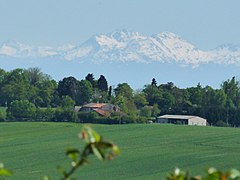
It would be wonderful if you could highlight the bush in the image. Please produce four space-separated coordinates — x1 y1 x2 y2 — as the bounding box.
54 108 78 122
34 108 55 122
135 116 148 123
78 111 100 123
0 111 6 122
215 120 229 127
6 100 36 121
78 112 123 124
120 114 137 124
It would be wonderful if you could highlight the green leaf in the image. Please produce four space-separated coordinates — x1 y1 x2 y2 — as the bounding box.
57 166 67 176
230 169 240 179
97 142 120 158
97 141 114 149
0 168 12 176
81 126 101 143
91 144 104 160
0 163 12 176
40 176 51 180
112 144 121 155
66 149 80 163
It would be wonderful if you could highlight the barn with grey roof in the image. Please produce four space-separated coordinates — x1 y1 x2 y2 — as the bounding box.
157 115 207 126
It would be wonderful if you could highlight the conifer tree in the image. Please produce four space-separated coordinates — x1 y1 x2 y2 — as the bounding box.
97 75 108 92
151 78 157 87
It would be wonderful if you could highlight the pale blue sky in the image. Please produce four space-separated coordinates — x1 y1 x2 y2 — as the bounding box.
0 0 240 50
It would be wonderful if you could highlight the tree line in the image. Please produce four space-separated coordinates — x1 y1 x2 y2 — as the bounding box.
0 67 240 126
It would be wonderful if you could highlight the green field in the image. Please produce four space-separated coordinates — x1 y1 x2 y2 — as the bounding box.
1 122 240 179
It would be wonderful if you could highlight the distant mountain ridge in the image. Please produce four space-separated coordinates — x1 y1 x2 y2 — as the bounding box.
1 30 240 66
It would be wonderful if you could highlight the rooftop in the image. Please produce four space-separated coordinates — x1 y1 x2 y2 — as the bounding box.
93 109 110 117
82 103 106 108
158 115 203 120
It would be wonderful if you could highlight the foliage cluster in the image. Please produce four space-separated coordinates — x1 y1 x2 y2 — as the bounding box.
167 167 240 180
1 67 240 126
0 163 12 177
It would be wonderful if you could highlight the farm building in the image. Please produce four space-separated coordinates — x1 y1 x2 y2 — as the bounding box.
78 103 120 117
157 115 207 126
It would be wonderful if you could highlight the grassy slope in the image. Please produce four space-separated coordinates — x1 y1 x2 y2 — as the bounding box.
1 122 240 179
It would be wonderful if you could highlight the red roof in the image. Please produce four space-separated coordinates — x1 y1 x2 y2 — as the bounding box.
93 109 110 117
82 103 106 108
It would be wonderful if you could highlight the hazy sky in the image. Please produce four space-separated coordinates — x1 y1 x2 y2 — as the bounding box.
0 0 239 50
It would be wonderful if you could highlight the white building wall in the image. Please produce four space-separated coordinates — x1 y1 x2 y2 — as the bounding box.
188 117 207 126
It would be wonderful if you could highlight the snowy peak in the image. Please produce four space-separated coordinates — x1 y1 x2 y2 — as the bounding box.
1 30 240 66
0 41 75 58
154 32 196 51
155 32 184 42
82 30 211 64
108 29 141 41
0 41 33 57
215 44 240 51
94 30 145 49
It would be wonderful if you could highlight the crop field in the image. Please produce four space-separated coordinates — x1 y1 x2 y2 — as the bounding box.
1 122 240 179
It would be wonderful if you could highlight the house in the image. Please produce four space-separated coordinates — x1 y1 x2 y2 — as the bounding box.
78 103 120 117
157 115 207 126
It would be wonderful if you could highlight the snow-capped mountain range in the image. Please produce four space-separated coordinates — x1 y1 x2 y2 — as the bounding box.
1 30 240 67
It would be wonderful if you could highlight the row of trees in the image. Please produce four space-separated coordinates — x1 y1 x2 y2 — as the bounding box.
1 67 240 126
0 68 110 108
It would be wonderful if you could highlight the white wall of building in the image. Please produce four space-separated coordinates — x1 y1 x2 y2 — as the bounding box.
188 117 207 126
157 115 207 126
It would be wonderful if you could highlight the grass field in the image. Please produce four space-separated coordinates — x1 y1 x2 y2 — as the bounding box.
1 122 240 179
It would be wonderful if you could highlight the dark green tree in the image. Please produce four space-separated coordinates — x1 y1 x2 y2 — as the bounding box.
1 69 30 105
0 69 7 106
159 82 175 91
85 73 96 88
152 103 161 118
0 68 7 84
221 76 240 108
59 96 75 108
151 78 157 87
108 86 112 99
187 83 203 107
114 83 133 100
34 80 57 107
78 80 93 105
140 106 153 117
114 95 128 113
159 92 175 112
114 83 136 115
143 84 162 106
57 76 80 104
54 96 77 122
97 75 108 92
25 67 51 86
133 92 148 109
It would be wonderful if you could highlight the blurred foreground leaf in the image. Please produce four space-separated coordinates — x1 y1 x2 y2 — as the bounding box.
0 163 12 176
167 167 240 180
60 125 120 180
